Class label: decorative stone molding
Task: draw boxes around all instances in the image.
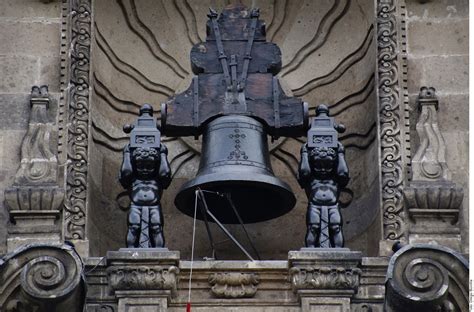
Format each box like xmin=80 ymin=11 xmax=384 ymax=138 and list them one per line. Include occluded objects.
xmin=376 ymin=0 xmax=410 ymax=248
xmin=107 ymin=265 xmax=179 ymax=293
xmin=411 ymin=87 xmax=450 ymax=181
xmin=63 ymin=0 xmax=92 ymax=243
xmin=106 ymin=248 xmax=180 ymax=309
xmin=288 ymin=249 xmax=363 ymax=311
xmin=404 ymin=87 xmax=464 ymax=250
xmin=404 ymin=182 xmax=463 ymax=225
xmin=384 ymin=244 xmax=468 ymax=312
xmin=289 ymin=266 xmax=361 ymax=292
xmin=4 ymin=86 xmax=65 ymax=252
xmin=0 ymin=244 xmax=85 ymax=312
xmin=208 ymin=272 xmax=259 ymax=298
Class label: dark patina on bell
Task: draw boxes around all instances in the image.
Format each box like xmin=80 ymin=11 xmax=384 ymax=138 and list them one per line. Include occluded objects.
xmin=175 ymin=115 xmax=296 ymax=223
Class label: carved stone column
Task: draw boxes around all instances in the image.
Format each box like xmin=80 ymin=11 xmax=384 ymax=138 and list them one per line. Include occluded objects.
xmin=4 ymin=86 xmax=65 ymax=252
xmin=404 ymin=87 xmax=463 ymax=251
xmin=106 ymin=249 xmax=180 ymax=312
xmin=288 ymin=249 xmax=362 ymax=312
xmin=0 ymin=243 xmax=85 ymax=312
xmin=384 ymin=244 xmax=468 ymax=312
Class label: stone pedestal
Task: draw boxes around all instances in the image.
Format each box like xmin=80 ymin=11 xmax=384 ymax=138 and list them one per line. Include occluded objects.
xmin=288 ymin=248 xmax=362 ymax=312
xmin=106 ymin=248 xmax=180 ymax=312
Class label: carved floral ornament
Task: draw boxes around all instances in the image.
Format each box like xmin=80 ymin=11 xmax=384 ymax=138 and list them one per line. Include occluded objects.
xmin=289 ymin=266 xmax=361 ymax=292
xmin=107 ymin=265 xmax=179 ymax=294
xmin=208 ymin=272 xmax=259 ymax=298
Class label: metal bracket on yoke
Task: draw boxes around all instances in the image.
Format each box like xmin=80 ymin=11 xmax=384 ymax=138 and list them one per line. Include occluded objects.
xmin=195 ymin=188 xmax=261 ymax=261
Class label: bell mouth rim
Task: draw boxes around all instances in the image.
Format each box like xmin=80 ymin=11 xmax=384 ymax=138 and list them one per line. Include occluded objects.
xmin=174 ymin=172 xmax=296 ymax=224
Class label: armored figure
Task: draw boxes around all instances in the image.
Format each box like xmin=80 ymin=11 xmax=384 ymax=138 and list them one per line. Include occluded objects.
xmin=119 ymin=104 xmax=171 ymax=248
xmin=298 ymin=105 xmax=349 ymax=248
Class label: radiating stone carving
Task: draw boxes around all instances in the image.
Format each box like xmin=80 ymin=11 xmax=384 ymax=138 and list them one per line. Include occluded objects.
xmin=384 ymin=244 xmax=468 ymax=312
xmin=208 ymin=272 xmax=259 ymax=298
xmin=0 ymin=244 xmax=85 ymax=312
xmin=107 ymin=265 xmax=179 ymax=293
xmin=411 ymin=87 xmax=450 ymax=181
xmin=404 ymin=87 xmax=464 ymax=250
xmin=289 ymin=266 xmax=361 ymax=292
xmin=84 ymin=0 xmax=380 ymax=256
xmin=4 ymin=86 xmax=64 ymax=252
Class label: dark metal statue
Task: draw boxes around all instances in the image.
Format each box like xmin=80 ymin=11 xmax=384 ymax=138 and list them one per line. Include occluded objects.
xmin=119 ymin=104 xmax=171 ymax=248
xmin=298 ymin=105 xmax=349 ymax=248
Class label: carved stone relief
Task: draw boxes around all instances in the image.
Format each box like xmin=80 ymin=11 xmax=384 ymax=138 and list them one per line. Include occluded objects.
xmin=107 ymin=265 xmax=180 ymax=293
xmin=4 ymin=86 xmax=64 ymax=252
xmin=403 ymin=87 xmax=464 ymax=250
xmin=0 ymin=244 xmax=85 ymax=312
xmin=289 ymin=266 xmax=361 ymax=292
xmin=208 ymin=272 xmax=259 ymax=298
xmin=375 ymin=0 xmax=410 ymax=251
xmin=384 ymin=244 xmax=468 ymax=312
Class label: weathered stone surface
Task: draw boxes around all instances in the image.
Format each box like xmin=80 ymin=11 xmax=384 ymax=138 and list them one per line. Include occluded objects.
xmin=407 ymin=19 xmax=468 ymax=56
xmin=0 ymin=94 xmax=30 ymax=130
xmin=406 ymin=0 xmax=469 ymax=19
xmin=407 ymin=56 xmax=468 ymax=95
xmin=0 ymin=56 xmax=39 ymax=93
xmin=0 ymin=243 xmax=86 ymax=312
xmin=384 ymin=244 xmax=468 ymax=312
xmin=0 ymin=21 xmax=60 ymax=56
xmin=0 ymin=0 xmax=60 ymax=19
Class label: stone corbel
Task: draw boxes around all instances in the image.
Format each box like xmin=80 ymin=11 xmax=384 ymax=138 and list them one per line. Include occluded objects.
xmin=404 ymin=87 xmax=463 ymax=250
xmin=4 ymin=86 xmax=65 ymax=252
xmin=0 ymin=243 xmax=85 ymax=312
xmin=384 ymin=244 xmax=468 ymax=312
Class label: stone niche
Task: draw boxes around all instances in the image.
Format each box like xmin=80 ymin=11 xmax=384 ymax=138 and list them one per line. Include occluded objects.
xmin=86 ymin=0 xmax=380 ymax=258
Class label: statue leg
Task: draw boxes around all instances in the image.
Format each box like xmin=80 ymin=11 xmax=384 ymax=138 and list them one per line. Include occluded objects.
xmin=305 ymin=204 xmax=320 ymax=247
xmin=329 ymin=205 xmax=344 ymax=247
xmin=127 ymin=205 xmax=141 ymax=248
xmin=149 ymin=205 xmax=164 ymax=248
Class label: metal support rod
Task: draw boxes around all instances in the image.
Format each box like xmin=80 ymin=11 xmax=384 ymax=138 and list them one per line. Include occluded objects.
xmin=196 ymin=191 xmax=217 ymax=259
xmin=197 ymin=189 xmax=255 ymax=261
xmin=225 ymin=193 xmax=261 ymax=260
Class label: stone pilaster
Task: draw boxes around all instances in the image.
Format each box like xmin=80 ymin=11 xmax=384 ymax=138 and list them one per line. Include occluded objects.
xmin=106 ymin=249 xmax=180 ymax=312
xmin=288 ymin=248 xmax=362 ymax=312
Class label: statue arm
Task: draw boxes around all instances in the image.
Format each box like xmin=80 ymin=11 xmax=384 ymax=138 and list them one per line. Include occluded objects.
xmin=159 ymin=144 xmax=172 ymax=189
xmin=336 ymin=142 xmax=350 ymax=187
xmin=297 ymin=143 xmax=311 ymax=188
xmin=119 ymin=144 xmax=133 ymax=188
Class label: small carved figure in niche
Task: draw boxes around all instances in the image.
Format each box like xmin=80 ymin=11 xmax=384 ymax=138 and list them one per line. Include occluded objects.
xmin=119 ymin=104 xmax=171 ymax=248
xmin=298 ymin=105 xmax=349 ymax=248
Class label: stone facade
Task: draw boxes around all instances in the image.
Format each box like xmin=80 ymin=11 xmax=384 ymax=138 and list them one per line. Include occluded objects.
xmin=0 ymin=0 xmax=469 ymax=311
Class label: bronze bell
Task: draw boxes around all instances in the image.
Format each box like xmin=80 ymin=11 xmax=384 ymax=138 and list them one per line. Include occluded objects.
xmin=163 ymin=5 xmax=307 ymax=224
xmin=175 ymin=115 xmax=296 ymax=223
